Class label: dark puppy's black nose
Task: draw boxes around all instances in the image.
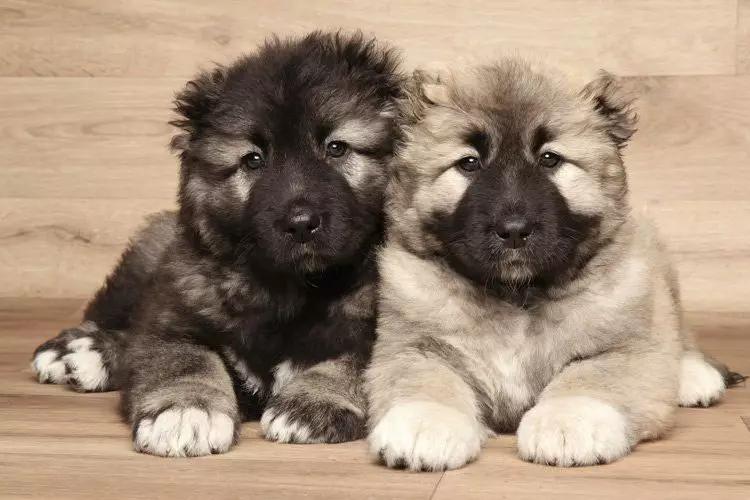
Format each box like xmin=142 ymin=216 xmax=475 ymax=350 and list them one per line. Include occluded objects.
xmin=496 ymin=217 xmax=533 ymax=249
xmin=285 ymin=209 xmax=321 ymax=243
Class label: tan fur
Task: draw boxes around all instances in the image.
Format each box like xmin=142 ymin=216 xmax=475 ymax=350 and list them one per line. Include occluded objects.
xmin=367 ymin=58 xmax=728 ymax=471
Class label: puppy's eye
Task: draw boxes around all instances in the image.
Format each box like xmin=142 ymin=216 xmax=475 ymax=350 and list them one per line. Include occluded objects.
xmin=242 ymin=152 xmax=265 ymax=170
xmin=326 ymin=141 xmax=349 ymax=158
xmin=455 ymin=156 xmax=481 ymax=173
xmin=539 ymin=152 xmax=563 ymax=169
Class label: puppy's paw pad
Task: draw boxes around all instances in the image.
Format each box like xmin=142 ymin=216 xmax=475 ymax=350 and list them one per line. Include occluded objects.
xmin=260 ymin=409 xmax=318 ymax=443
xmin=61 ymin=338 xmax=108 ymax=392
xmin=31 ymin=350 xmax=66 ymax=384
xmin=678 ymin=353 xmax=726 ymax=408
xmin=368 ymin=401 xmax=484 ymax=471
xmin=134 ymin=408 xmax=236 ymax=457
xmin=517 ymin=396 xmax=631 ymax=467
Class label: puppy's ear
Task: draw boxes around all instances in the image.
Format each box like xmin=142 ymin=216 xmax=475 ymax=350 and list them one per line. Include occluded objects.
xmin=400 ymin=69 xmax=451 ymax=123
xmin=169 ymin=66 xmax=229 ymax=152
xmin=581 ymin=71 xmax=638 ymax=148
xmin=416 ymin=69 xmax=452 ymax=106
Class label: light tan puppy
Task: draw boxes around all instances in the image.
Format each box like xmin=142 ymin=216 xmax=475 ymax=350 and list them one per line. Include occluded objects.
xmin=366 ymin=59 xmax=743 ymax=471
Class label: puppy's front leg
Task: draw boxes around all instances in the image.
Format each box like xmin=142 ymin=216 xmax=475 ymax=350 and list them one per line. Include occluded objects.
xmin=122 ymin=336 xmax=239 ymax=457
xmin=366 ymin=338 xmax=488 ymax=471
xmin=261 ymin=354 xmax=367 ymax=444
xmin=517 ymin=347 xmax=678 ymax=467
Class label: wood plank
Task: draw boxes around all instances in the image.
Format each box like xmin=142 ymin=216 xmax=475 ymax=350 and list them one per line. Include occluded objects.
xmin=625 ymin=75 xmax=750 ymax=203
xmin=0 ymin=0 xmax=737 ymax=77
xmin=621 ymin=75 xmax=750 ymax=312
xmin=0 ymin=78 xmax=179 ymax=199
xmin=739 ymin=0 xmax=750 ymax=73
xmin=0 ymin=199 xmax=174 ymax=298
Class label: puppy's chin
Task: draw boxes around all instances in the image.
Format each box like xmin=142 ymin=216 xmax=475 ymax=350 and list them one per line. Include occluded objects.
xmin=258 ymin=234 xmax=367 ymax=276
xmin=457 ymin=255 xmax=536 ymax=287
xmin=496 ymin=259 xmax=535 ymax=284
xmin=285 ymin=244 xmax=334 ymax=275
xmin=253 ymin=240 xmax=329 ymax=275
xmin=443 ymin=233 xmax=577 ymax=290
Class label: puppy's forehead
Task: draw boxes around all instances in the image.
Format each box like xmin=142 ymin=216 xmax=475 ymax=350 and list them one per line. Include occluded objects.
xmin=443 ymin=65 xmax=587 ymax=138
xmin=211 ymin=77 xmax=390 ymax=141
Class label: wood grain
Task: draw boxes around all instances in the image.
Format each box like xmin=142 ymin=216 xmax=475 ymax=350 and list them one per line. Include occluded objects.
xmin=0 ymin=0 xmax=738 ymax=77
xmin=0 ymin=300 xmax=748 ymax=499
xmin=0 ymin=78 xmax=179 ymax=199
xmin=622 ymin=75 xmax=750 ymax=312
xmin=0 ymin=199 xmax=173 ymax=298
xmin=740 ymin=0 xmax=750 ymax=73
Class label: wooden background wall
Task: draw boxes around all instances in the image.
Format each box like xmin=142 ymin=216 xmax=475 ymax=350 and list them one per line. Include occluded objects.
xmin=1 ymin=0 xmax=748 ymax=315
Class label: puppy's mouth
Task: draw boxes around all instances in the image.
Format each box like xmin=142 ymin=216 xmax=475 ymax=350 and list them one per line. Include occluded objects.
xmin=278 ymin=229 xmax=343 ymax=273
xmin=494 ymin=251 xmax=535 ymax=282
xmin=484 ymin=233 xmax=545 ymax=283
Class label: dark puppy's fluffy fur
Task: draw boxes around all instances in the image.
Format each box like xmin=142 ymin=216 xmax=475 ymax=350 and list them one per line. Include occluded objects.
xmin=32 ymin=31 xmax=402 ymax=455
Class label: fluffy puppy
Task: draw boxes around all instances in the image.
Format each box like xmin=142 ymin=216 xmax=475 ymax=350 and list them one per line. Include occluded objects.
xmin=31 ymin=31 xmax=402 ymax=456
xmin=366 ymin=59 xmax=743 ymax=471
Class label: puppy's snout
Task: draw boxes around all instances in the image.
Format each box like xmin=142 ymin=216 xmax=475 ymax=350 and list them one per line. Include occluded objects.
xmin=495 ymin=217 xmax=533 ymax=249
xmin=284 ymin=207 xmax=321 ymax=243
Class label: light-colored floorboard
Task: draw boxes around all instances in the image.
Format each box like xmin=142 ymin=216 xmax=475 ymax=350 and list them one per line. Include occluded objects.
xmin=739 ymin=0 xmax=750 ymax=73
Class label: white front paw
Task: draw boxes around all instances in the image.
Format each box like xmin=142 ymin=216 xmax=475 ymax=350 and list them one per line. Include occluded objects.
xmin=678 ymin=353 xmax=725 ymax=408
xmin=260 ymin=408 xmax=316 ymax=444
xmin=134 ymin=408 xmax=236 ymax=457
xmin=368 ymin=402 xmax=485 ymax=471
xmin=62 ymin=337 xmax=109 ymax=391
xmin=517 ymin=396 xmax=631 ymax=467
xmin=32 ymin=349 xmax=66 ymax=384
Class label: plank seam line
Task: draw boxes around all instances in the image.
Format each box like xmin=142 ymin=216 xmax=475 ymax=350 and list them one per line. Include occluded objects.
xmin=429 ymin=471 xmax=445 ymax=500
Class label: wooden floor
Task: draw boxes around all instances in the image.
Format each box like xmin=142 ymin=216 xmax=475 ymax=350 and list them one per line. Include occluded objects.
xmin=0 ymin=299 xmax=748 ymax=499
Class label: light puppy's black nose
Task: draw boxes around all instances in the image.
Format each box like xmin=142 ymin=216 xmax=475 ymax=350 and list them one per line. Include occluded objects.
xmin=285 ymin=209 xmax=321 ymax=243
xmin=496 ymin=217 xmax=533 ymax=249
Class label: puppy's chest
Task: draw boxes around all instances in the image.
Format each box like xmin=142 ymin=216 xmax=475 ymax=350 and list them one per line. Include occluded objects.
xmin=230 ymin=302 xmax=336 ymax=365
xmin=221 ymin=285 xmax=373 ymax=398
xmin=467 ymin=311 xmax=570 ymax=432
xmin=219 ymin=311 xmax=334 ymax=404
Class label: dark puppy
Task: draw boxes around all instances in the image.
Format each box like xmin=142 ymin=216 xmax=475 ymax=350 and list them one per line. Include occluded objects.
xmin=31 ymin=31 xmax=402 ymax=456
